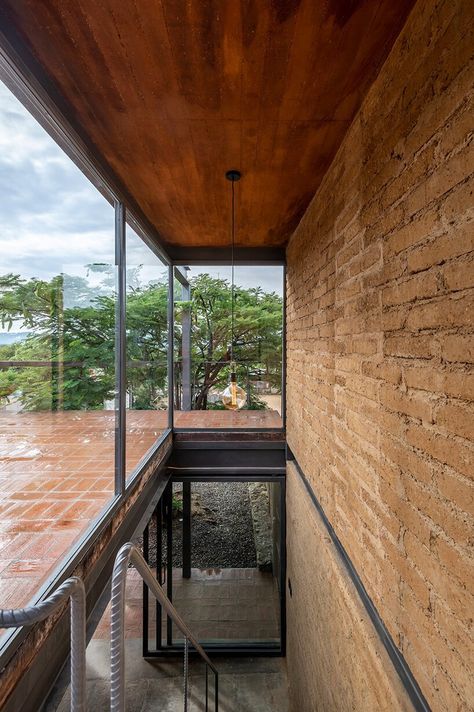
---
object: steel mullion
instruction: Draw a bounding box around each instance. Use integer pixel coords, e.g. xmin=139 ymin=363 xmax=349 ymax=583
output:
xmin=115 ymin=201 xmax=126 ymax=496
xmin=282 ymin=265 xmax=287 ymax=430
xmin=168 ymin=264 xmax=174 ymax=429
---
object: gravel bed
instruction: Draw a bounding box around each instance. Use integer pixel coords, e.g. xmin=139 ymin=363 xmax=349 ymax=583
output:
xmin=142 ymin=482 xmax=257 ymax=569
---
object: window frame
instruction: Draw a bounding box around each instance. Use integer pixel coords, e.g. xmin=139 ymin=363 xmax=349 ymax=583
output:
xmin=171 ymin=261 xmax=286 ymax=432
xmin=0 ymin=38 xmax=286 ymax=671
xmin=0 ymin=45 xmax=174 ymax=661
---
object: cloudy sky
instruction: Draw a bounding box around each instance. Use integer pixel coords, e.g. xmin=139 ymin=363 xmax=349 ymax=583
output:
xmin=0 ymin=80 xmax=282 ymax=306
xmin=0 ymin=80 xmax=117 ymax=282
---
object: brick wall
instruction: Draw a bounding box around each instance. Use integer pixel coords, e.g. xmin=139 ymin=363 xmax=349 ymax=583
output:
xmin=286 ymin=462 xmax=414 ymax=712
xmin=286 ymin=0 xmax=473 ymax=709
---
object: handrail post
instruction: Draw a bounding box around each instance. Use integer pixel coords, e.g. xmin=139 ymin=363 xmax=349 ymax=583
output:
xmin=110 ymin=545 xmax=130 ymax=712
xmin=110 ymin=542 xmax=218 ymax=712
xmin=183 ymin=636 xmax=189 ymax=712
xmin=0 ymin=576 xmax=86 ymax=712
xmin=70 ymin=581 xmax=87 ymax=712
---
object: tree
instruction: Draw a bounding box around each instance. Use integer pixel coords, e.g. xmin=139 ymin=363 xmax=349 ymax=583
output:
xmin=175 ymin=274 xmax=282 ymax=410
xmin=0 ymin=271 xmax=282 ymax=412
xmin=125 ymin=276 xmax=168 ymax=409
xmin=0 ymin=272 xmax=116 ymax=410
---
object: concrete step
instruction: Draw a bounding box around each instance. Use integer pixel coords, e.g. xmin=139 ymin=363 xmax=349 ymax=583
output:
xmin=52 ymin=640 xmax=289 ymax=712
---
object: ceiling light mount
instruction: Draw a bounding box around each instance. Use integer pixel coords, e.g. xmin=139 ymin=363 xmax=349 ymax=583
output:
xmin=225 ymin=169 xmax=241 ymax=182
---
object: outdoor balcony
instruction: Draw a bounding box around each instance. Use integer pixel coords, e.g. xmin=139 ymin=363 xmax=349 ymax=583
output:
xmin=0 ymin=1 xmax=472 ymax=711
xmin=0 ymin=406 xmax=281 ymax=612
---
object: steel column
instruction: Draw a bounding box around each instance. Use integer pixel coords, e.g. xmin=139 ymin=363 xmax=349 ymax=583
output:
xmin=114 ymin=201 xmax=126 ymax=495
xmin=182 ymin=481 xmax=192 ymax=579
xmin=168 ymin=265 xmax=174 ymax=429
xmin=181 ymin=279 xmax=192 ymax=411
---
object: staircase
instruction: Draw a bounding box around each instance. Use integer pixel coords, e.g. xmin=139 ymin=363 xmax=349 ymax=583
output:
xmin=2 ymin=543 xmax=289 ymax=712
xmin=52 ymin=644 xmax=288 ymax=712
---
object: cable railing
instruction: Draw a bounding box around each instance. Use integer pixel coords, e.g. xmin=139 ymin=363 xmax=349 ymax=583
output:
xmin=110 ymin=542 xmax=218 ymax=712
xmin=0 ymin=577 xmax=86 ymax=712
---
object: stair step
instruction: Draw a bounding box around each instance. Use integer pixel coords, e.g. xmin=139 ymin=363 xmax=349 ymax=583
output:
xmin=51 ymin=640 xmax=289 ymax=712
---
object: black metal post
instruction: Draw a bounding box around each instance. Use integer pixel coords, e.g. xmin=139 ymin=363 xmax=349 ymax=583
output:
xmin=282 ymin=265 xmax=287 ymax=429
xmin=166 ymin=483 xmax=173 ymax=646
xmin=114 ymin=201 xmax=126 ymax=495
xmin=142 ymin=521 xmax=149 ymax=657
xmin=181 ymin=279 xmax=192 ymax=411
xmin=182 ymin=481 xmax=192 ymax=579
xmin=168 ymin=265 xmax=174 ymax=429
xmin=279 ymin=476 xmax=287 ymax=656
xmin=156 ymin=500 xmax=163 ymax=649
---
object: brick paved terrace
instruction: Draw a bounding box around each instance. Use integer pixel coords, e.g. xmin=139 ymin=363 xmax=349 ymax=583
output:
xmin=0 ymin=408 xmax=281 ymax=618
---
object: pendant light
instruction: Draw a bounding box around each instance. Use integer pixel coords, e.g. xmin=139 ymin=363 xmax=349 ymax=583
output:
xmin=221 ymin=169 xmax=247 ymax=411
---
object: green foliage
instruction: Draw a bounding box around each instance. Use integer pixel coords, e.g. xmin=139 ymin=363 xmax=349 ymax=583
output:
xmin=172 ymin=494 xmax=183 ymax=516
xmin=175 ymin=274 xmax=282 ymax=409
xmin=126 ymin=277 xmax=168 ymax=410
xmin=0 ymin=270 xmax=282 ymax=412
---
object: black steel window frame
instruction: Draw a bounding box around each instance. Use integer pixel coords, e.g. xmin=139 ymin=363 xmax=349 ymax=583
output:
xmin=171 ymin=261 xmax=287 ymax=433
xmin=120 ymin=209 xmax=174 ymax=488
xmin=142 ymin=472 xmax=286 ymax=657
xmin=0 ymin=44 xmax=174 ymax=663
xmin=0 ymin=31 xmax=288 ymax=666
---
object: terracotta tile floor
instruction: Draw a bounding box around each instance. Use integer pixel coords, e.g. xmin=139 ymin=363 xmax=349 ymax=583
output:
xmin=0 ymin=408 xmax=281 ymax=616
xmin=174 ymin=409 xmax=282 ymax=429
xmin=0 ymin=410 xmax=163 ymax=613
xmin=94 ymin=567 xmax=280 ymax=643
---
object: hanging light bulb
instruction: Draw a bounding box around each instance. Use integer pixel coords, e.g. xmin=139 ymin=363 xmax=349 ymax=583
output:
xmin=221 ymin=361 xmax=246 ymax=410
xmin=222 ymin=170 xmax=247 ymax=411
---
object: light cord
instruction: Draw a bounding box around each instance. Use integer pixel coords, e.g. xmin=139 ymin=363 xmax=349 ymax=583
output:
xmin=230 ymin=177 xmax=235 ymax=367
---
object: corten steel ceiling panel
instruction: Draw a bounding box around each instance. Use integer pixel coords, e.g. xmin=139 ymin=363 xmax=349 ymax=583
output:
xmin=0 ymin=0 xmax=416 ymax=249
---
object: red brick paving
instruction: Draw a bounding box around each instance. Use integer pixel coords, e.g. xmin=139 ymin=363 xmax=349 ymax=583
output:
xmin=174 ymin=409 xmax=282 ymax=428
xmin=0 ymin=408 xmax=281 ymax=616
xmin=0 ymin=410 xmax=161 ymax=614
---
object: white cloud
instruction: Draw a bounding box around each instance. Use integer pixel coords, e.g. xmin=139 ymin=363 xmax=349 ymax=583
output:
xmin=187 ymin=265 xmax=283 ymax=295
xmin=0 ymin=80 xmax=116 ymax=280
xmin=0 ymin=82 xmax=282 ymax=298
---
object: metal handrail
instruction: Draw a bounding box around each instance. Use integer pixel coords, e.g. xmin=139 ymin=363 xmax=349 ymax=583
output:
xmin=0 ymin=577 xmax=86 ymax=712
xmin=110 ymin=543 xmax=218 ymax=712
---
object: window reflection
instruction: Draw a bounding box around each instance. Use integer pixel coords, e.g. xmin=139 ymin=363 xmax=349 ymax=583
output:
xmin=0 ymin=80 xmax=116 ymax=617
xmin=125 ymin=226 xmax=169 ymax=478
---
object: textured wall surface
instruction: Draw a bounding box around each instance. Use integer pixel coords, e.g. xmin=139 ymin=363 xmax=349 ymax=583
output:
xmin=286 ymin=0 xmax=474 ymax=709
xmin=286 ymin=463 xmax=413 ymax=712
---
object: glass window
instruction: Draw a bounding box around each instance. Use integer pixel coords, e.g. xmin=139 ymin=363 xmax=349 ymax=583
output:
xmin=125 ymin=225 xmax=169 ymax=479
xmin=0 ymin=81 xmax=116 ymax=617
xmin=174 ymin=265 xmax=284 ymax=428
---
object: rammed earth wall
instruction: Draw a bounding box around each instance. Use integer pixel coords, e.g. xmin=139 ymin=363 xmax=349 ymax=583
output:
xmin=285 ymin=0 xmax=474 ymax=709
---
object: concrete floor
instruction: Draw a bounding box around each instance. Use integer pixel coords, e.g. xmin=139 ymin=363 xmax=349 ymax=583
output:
xmin=93 ymin=568 xmax=280 ymax=643
xmin=52 ymin=640 xmax=289 ymax=712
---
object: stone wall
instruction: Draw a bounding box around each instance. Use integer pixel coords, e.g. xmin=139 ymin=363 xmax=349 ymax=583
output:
xmin=285 ymin=0 xmax=474 ymax=709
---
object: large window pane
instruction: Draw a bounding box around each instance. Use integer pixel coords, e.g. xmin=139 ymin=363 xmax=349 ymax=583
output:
xmin=173 ymin=265 xmax=283 ymax=428
xmin=125 ymin=226 xmax=168 ymax=479
xmin=0 ymin=81 xmax=116 ymax=619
